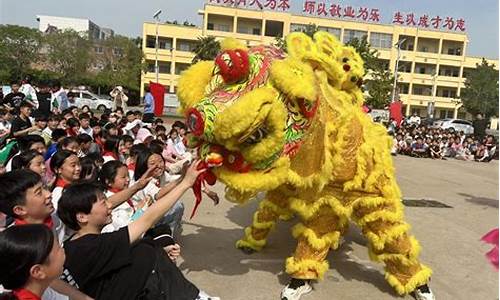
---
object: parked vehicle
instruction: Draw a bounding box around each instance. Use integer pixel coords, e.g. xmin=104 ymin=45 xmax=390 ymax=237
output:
xmin=67 ymin=89 xmax=114 ymax=112
xmin=432 ymin=118 xmax=474 ymax=135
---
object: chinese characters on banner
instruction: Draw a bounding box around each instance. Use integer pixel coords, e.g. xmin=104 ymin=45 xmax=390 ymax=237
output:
xmin=207 ymin=0 xmax=466 ymax=32
xmin=392 ymin=12 xmax=466 ymax=32
xmin=208 ymin=0 xmax=292 ymax=11
xmin=302 ymin=1 xmax=381 ymax=23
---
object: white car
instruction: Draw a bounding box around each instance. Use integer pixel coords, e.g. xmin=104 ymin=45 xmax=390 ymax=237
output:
xmin=433 ymin=118 xmax=474 ymax=135
xmin=68 ymin=90 xmax=114 ymax=112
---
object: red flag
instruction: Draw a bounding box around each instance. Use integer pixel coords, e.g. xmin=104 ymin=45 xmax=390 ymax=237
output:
xmin=389 ymin=101 xmax=403 ymax=126
xmin=149 ymin=81 xmax=165 ymax=116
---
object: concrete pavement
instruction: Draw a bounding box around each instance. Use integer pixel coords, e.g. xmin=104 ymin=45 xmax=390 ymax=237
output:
xmin=175 ymin=156 xmax=499 ymax=300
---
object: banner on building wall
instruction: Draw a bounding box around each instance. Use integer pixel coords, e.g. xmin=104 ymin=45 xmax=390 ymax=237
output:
xmin=207 ymin=0 xmax=466 ymax=32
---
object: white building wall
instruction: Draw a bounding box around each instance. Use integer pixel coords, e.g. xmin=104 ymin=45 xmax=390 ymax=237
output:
xmin=36 ymin=15 xmax=90 ymax=33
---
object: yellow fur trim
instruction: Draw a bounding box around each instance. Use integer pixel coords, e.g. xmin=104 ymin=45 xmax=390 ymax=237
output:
xmin=269 ymin=58 xmax=317 ymax=102
xmin=289 ymin=196 xmax=351 ymax=221
xmin=385 ymin=265 xmax=432 ymax=295
xmin=356 ymin=207 xmax=404 ymax=227
xmin=368 ymin=236 xmax=422 ymax=263
xmin=215 ymin=157 xmax=290 ymax=193
xmin=292 ymin=223 xmax=341 ymax=250
xmin=212 ymin=86 xmax=286 ymax=163
xmin=260 ymin=199 xmax=293 ymax=220
xmin=236 ymin=227 xmax=266 ymax=251
xmin=364 ymin=223 xmax=411 ymax=251
xmin=285 ymin=257 xmax=329 ymax=280
xmin=177 ymin=61 xmax=214 ymax=113
xmin=220 ymin=37 xmax=247 ymax=51
xmin=251 ymin=210 xmax=276 ymax=230
xmin=285 ymin=32 xmax=317 ymax=60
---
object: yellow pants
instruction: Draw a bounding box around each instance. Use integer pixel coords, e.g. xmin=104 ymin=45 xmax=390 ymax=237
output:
xmin=236 ymin=186 xmax=432 ymax=295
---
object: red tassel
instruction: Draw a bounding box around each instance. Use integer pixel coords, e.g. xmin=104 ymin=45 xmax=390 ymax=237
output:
xmin=190 ymin=161 xmax=217 ymax=219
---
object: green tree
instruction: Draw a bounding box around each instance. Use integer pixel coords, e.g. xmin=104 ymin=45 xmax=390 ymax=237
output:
xmin=363 ymin=67 xmax=395 ymax=108
xmin=0 ymin=25 xmax=42 ymax=82
xmin=346 ymin=36 xmax=394 ymax=108
xmin=460 ymin=59 xmax=499 ymax=117
xmin=345 ymin=36 xmax=379 ymax=73
xmin=43 ymin=29 xmax=92 ymax=83
xmin=191 ymin=36 xmax=220 ymax=63
xmin=90 ymin=35 xmax=145 ymax=93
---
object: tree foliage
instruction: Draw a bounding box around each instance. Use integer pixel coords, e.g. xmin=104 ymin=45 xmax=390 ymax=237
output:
xmin=0 ymin=25 xmax=42 ymax=82
xmin=461 ymin=59 xmax=499 ymax=117
xmin=346 ymin=36 xmax=395 ymax=108
xmin=192 ymin=36 xmax=220 ymax=63
xmin=43 ymin=29 xmax=92 ymax=83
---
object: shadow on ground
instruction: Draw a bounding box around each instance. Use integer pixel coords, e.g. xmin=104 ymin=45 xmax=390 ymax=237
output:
xmin=459 ymin=193 xmax=499 ymax=208
xmin=179 ymin=198 xmax=399 ymax=297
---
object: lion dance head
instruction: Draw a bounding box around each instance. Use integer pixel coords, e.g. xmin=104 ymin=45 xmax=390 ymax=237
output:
xmin=178 ymin=31 xmax=365 ymax=204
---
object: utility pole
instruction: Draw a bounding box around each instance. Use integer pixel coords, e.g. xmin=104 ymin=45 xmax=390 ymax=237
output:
xmin=153 ymin=10 xmax=162 ymax=83
xmin=391 ymin=38 xmax=406 ymax=103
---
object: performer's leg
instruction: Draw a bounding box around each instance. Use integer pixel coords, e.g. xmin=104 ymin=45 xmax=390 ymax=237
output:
xmin=285 ymin=196 xmax=350 ymax=280
xmin=236 ymin=190 xmax=293 ymax=252
xmin=351 ymin=194 xmax=432 ymax=295
xmin=281 ymin=198 xmax=349 ymax=300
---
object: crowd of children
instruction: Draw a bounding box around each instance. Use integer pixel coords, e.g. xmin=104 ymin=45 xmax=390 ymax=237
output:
xmin=0 ymin=96 xmax=220 ymax=300
xmin=390 ymin=123 xmax=498 ymax=162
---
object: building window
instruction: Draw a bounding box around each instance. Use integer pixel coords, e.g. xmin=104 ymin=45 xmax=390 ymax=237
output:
xmin=207 ymin=23 xmax=214 ymax=30
xmin=146 ymin=35 xmax=155 ymax=48
xmin=265 ymin=20 xmax=284 ymax=37
xmin=414 ymin=63 xmax=436 ymax=75
xmin=438 ymin=66 xmax=460 ymax=77
xmin=175 ymin=62 xmax=190 ymax=74
xmin=176 ymin=39 xmax=197 ymax=52
xmin=290 ymin=23 xmax=307 ymax=32
xmin=398 ymin=61 xmax=412 ymax=73
xmin=146 ymin=60 xmax=171 ymax=74
xmin=112 ymin=48 xmax=123 ymax=57
xmin=370 ymin=32 xmax=392 ymax=49
xmin=412 ymin=85 xmax=432 ymax=96
xmin=398 ymin=83 xmax=410 ymax=94
xmin=438 ymin=88 xmax=457 ymax=98
xmin=343 ymin=29 xmax=367 ymax=44
xmin=159 ymin=37 xmax=172 ymax=50
xmin=94 ymin=46 xmax=103 ymax=54
xmin=318 ymin=26 xmax=341 ymax=39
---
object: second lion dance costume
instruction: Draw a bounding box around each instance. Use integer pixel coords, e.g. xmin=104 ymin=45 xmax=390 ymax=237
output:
xmin=178 ymin=32 xmax=435 ymax=300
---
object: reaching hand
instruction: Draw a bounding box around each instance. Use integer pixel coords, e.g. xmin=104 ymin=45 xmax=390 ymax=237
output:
xmin=181 ymin=160 xmax=206 ymax=187
xmin=135 ymin=166 xmax=156 ymax=189
xmin=164 ymin=243 xmax=181 ymax=262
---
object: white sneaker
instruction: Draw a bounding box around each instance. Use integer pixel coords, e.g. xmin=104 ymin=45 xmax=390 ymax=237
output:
xmin=413 ymin=285 xmax=435 ymax=300
xmin=280 ymin=281 xmax=312 ymax=300
xmin=196 ymin=290 xmax=220 ymax=300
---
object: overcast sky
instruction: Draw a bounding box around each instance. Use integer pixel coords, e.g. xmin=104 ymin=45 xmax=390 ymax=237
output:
xmin=0 ymin=0 xmax=498 ymax=59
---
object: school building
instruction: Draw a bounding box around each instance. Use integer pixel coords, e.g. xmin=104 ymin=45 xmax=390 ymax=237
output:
xmin=141 ymin=3 xmax=498 ymax=118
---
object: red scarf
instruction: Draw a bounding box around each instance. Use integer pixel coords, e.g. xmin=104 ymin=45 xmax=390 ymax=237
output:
xmin=103 ymin=151 xmax=119 ymax=160
xmin=13 ymin=288 xmax=42 ymax=300
xmin=14 ymin=216 xmax=54 ymax=229
xmin=108 ymin=188 xmax=136 ymax=213
xmin=55 ymin=178 xmax=70 ymax=188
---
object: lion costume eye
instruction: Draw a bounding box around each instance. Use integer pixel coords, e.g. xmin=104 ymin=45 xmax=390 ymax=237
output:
xmin=242 ymin=127 xmax=268 ymax=145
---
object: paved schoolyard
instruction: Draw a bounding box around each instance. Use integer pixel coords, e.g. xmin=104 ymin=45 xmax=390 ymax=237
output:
xmin=176 ymin=155 xmax=499 ymax=300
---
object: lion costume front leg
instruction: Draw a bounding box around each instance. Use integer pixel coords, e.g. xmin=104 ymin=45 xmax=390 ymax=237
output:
xmin=236 ymin=189 xmax=294 ymax=252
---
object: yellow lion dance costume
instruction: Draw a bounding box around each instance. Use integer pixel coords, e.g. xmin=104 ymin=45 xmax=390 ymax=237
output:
xmin=178 ymin=31 xmax=433 ymax=300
